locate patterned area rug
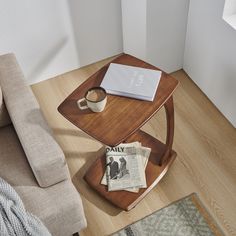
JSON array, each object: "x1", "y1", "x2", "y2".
[{"x1": 112, "y1": 193, "x2": 224, "y2": 236}]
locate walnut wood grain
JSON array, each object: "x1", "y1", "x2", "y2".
[
  {"x1": 84, "y1": 130, "x2": 176, "y2": 211},
  {"x1": 160, "y1": 96, "x2": 175, "y2": 165},
  {"x1": 58, "y1": 54, "x2": 179, "y2": 147}
]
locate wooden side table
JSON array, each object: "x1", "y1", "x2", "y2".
[{"x1": 58, "y1": 54, "x2": 179, "y2": 211}]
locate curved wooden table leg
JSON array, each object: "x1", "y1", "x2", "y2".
[{"x1": 160, "y1": 95, "x2": 175, "y2": 165}]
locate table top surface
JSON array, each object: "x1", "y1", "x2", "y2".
[{"x1": 58, "y1": 54, "x2": 179, "y2": 146}]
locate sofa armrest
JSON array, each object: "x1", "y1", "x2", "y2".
[
  {"x1": 0, "y1": 53, "x2": 69, "y2": 187},
  {"x1": 0, "y1": 84, "x2": 11, "y2": 128}
]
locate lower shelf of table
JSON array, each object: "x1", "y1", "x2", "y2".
[{"x1": 84, "y1": 130, "x2": 176, "y2": 211}]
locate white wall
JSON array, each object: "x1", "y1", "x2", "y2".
[
  {"x1": 223, "y1": 0, "x2": 236, "y2": 30},
  {"x1": 68, "y1": 0, "x2": 123, "y2": 67},
  {"x1": 223, "y1": 0, "x2": 236, "y2": 16},
  {"x1": 121, "y1": 0, "x2": 189, "y2": 73},
  {"x1": 184, "y1": 0, "x2": 236, "y2": 127},
  {"x1": 146, "y1": 0, "x2": 190, "y2": 72},
  {"x1": 0, "y1": 0, "x2": 123, "y2": 84},
  {"x1": 0, "y1": 0, "x2": 79, "y2": 84},
  {"x1": 121, "y1": 0, "x2": 147, "y2": 60}
]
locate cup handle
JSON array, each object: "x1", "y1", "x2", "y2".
[{"x1": 77, "y1": 98, "x2": 88, "y2": 110}]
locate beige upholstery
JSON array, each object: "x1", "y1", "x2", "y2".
[
  {"x1": 0, "y1": 54, "x2": 69, "y2": 187},
  {"x1": 0, "y1": 53, "x2": 87, "y2": 235},
  {"x1": 0, "y1": 85, "x2": 11, "y2": 127},
  {"x1": 0, "y1": 125, "x2": 87, "y2": 236}
]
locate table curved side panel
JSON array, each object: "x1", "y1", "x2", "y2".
[{"x1": 160, "y1": 95, "x2": 175, "y2": 165}]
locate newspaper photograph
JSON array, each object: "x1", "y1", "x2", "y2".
[
  {"x1": 104, "y1": 142, "x2": 147, "y2": 191},
  {"x1": 101, "y1": 142, "x2": 140, "y2": 185}
]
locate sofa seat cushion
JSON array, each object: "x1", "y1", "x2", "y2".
[
  {"x1": 15, "y1": 181, "x2": 87, "y2": 236},
  {"x1": 0, "y1": 85, "x2": 11, "y2": 128},
  {"x1": 0, "y1": 125, "x2": 87, "y2": 236}
]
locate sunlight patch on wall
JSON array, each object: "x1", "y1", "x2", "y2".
[{"x1": 223, "y1": 0, "x2": 236, "y2": 30}]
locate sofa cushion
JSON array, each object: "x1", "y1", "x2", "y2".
[
  {"x1": 0, "y1": 53, "x2": 69, "y2": 187},
  {"x1": 0, "y1": 125, "x2": 87, "y2": 236},
  {"x1": 15, "y1": 181, "x2": 87, "y2": 236},
  {"x1": 0, "y1": 84, "x2": 11, "y2": 127}
]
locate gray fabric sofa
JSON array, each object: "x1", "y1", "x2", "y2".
[{"x1": 0, "y1": 54, "x2": 87, "y2": 236}]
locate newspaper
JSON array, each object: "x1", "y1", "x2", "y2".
[
  {"x1": 127, "y1": 146, "x2": 151, "y2": 192},
  {"x1": 102, "y1": 142, "x2": 150, "y2": 192},
  {"x1": 101, "y1": 142, "x2": 151, "y2": 192}
]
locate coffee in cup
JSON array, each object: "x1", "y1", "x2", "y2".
[{"x1": 77, "y1": 87, "x2": 107, "y2": 112}]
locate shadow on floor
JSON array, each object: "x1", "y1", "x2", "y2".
[
  {"x1": 70, "y1": 147, "x2": 122, "y2": 216},
  {"x1": 53, "y1": 127, "x2": 94, "y2": 141}
]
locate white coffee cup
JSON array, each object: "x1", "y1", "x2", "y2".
[{"x1": 77, "y1": 87, "x2": 107, "y2": 113}]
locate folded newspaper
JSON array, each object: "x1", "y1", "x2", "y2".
[{"x1": 101, "y1": 142, "x2": 151, "y2": 192}]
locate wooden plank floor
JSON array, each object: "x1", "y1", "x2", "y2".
[{"x1": 31, "y1": 56, "x2": 236, "y2": 236}]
